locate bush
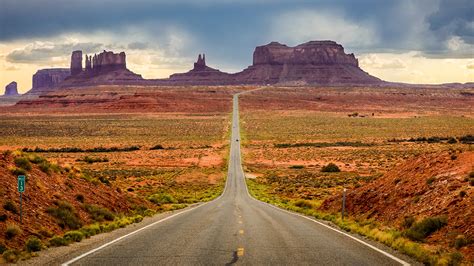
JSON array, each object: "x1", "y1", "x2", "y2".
[
  {"x1": 25, "y1": 237, "x2": 42, "y2": 252},
  {"x1": 75, "y1": 194, "x2": 85, "y2": 203},
  {"x1": 80, "y1": 156, "x2": 109, "y2": 164},
  {"x1": 80, "y1": 224, "x2": 101, "y2": 238},
  {"x1": 404, "y1": 216, "x2": 447, "y2": 241},
  {"x1": 321, "y1": 163, "x2": 340, "y2": 173},
  {"x1": 0, "y1": 214, "x2": 6, "y2": 222},
  {"x1": 132, "y1": 215, "x2": 143, "y2": 223},
  {"x1": 150, "y1": 144, "x2": 165, "y2": 150},
  {"x1": 14, "y1": 157, "x2": 32, "y2": 171},
  {"x1": 289, "y1": 165, "x2": 305, "y2": 169},
  {"x1": 84, "y1": 204, "x2": 115, "y2": 222},
  {"x1": 2, "y1": 249, "x2": 20, "y2": 263},
  {"x1": 64, "y1": 231, "x2": 84, "y2": 242},
  {"x1": 48, "y1": 236, "x2": 69, "y2": 247},
  {"x1": 5, "y1": 224, "x2": 21, "y2": 239},
  {"x1": 47, "y1": 201, "x2": 83, "y2": 229},
  {"x1": 447, "y1": 137, "x2": 457, "y2": 144},
  {"x1": 148, "y1": 193, "x2": 177, "y2": 205},
  {"x1": 454, "y1": 235, "x2": 471, "y2": 249},
  {"x1": 0, "y1": 243, "x2": 6, "y2": 254},
  {"x1": 402, "y1": 216, "x2": 415, "y2": 229},
  {"x1": 27, "y1": 154, "x2": 46, "y2": 164},
  {"x1": 3, "y1": 201, "x2": 18, "y2": 214},
  {"x1": 294, "y1": 200, "x2": 313, "y2": 209},
  {"x1": 10, "y1": 167, "x2": 27, "y2": 176},
  {"x1": 426, "y1": 177, "x2": 436, "y2": 185}
]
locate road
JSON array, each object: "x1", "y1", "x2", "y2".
[{"x1": 63, "y1": 91, "x2": 410, "y2": 265}]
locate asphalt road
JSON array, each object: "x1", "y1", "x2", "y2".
[{"x1": 63, "y1": 92, "x2": 410, "y2": 265}]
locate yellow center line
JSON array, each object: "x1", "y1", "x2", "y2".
[
  {"x1": 238, "y1": 221, "x2": 242, "y2": 224},
  {"x1": 237, "y1": 248, "x2": 244, "y2": 257},
  {"x1": 239, "y1": 230, "x2": 244, "y2": 235}
]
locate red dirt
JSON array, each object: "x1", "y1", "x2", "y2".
[
  {"x1": 240, "y1": 87, "x2": 474, "y2": 116},
  {"x1": 0, "y1": 153, "x2": 149, "y2": 250},
  {"x1": 321, "y1": 151, "x2": 474, "y2": 259}
]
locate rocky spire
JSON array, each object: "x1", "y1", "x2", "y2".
[{"x1": 70, "y1": 50, "x2": 83, "y2": 75}]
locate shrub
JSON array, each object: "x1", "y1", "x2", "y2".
[
  {"x1": 80, "y1": 224, "x2": 101, "y2": 238},
  {"x1": 46, "y1": 201, "x2": 82, "y2": 229},
  {"x1": 148, "y1": 193, "x2": 177, "y2": 205},
  {"x1": 132, "y1": 215, "x2": 143, "y2": 223},
  {"x1": 25, "y1": 237, "x2": 42, "y2": 252},
  {"x1": 289, "y1": 165, "x2": 305, "y2": 169},
  {"x1": 2, "y1": 249, "x2": 20, "y2": 263},
  {"x1": 426, "y1": 177, "x2": 436, "y2": 185},
  {"x1": 294, "y1": 200, "x2": 313, "y2": 209},
  {"x1": 38, "y1": 161, "x2": 52, "y2": 174},
  {"x1": 321, "y1": 163, "x2": 340, "y2": 172},
  {"x1": 27, "y1": 154, "x2": 46, "y2": 164},
  {"x1": 0, "y1": 243, "x2": 6, "y2": 254},
  {"x1": 75, "y1": 194, "x2": 85, "y2": 203},
  {"x1": 5, "y1": 224, "x2": 21, "y2": 239},
  {"x1": 150, "y1": 144, "x2": 164, "y2": 150},
  {"x1": 64, "y1": 231, "x2": 84, "y2": 242},
  {"x1": 14, "y1": 157, "x2": 32, "y2": 171},
  {"x1": 48, "y1": 236, "x2": 68, "y2": 247},
  {"x1": 3, "y1": 201, "x2": 18, "y2": 214},
  {"x1": 10, "y1": 167, "x2": 27, "y2": 176},
  {"x1": 402, "y1": 216, "x2": 415, "y2": 229},
  {"x1": 459, "y1": 134, "x2": 474, "y2": 144},
  {"x1": 454, "y1": 235, "x2": 471, "y2": 249},
  {"x1": 459, "y1": 191, "x2": 467, "y2": 198},
  {"x1": 447, "y1": 137, "x2": 457, "y2": 144},
  {"x1": 84, "y1": 204, "x2": 115, "y2": 222},
  {"x1": 0, "y1": 214, "x2": 7, "y2": 222},
  {"x1": 80, "y1": 156, "x2": 109, "y2": 164},
  {"x1": 404, "y1": 216, "x2": 447, "y2": 241}
]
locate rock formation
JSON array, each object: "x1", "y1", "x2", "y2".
[
  {"x1": 31, "y1": 69, "x2": 70, "y2": 92},
  {"x1": 36, "y1": 41, "x2": 383, "y2": 89},
  {"x1": 70, "y1": 50, "x2": 83, "y2": 76},
  {"x1": 168, "y1": 54, "x2": 232, "y2": 85},
  {"x1": 61, "y1": 50, "x2": 142, "y2": 86},
  {"x1": 4, "y1": 81, "x2": 19, "y2": 96},
  {"x1": 236, "y1": 41, "x2": 381, "y2": 85}
]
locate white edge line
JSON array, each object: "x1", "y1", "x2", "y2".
[
  {"x1": 234, "y1": 94, "x2": 411, "y2": 266},
  {"x1": 63, "y1": 89, "x2": 254, "y2": 265},
  {"x1": 62, "y1": 145, "x2": 234, "y2": 266}
]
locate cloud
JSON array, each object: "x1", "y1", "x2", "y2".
[
  {"x1": 427, "y1": 0, "x2": 474, "y2": 44},
  {"x1": 359, "y1": 54, "x2": 407, "y2": 69},
  {"x1": 127, "y1": 42, "x2": 149, "y2": 50},
  {"x1": 269, "y1": 9, "x2": 378, "y2": 48},
  {"x1": 6, "y1": 40, "x2": 105, "y2": 64}
]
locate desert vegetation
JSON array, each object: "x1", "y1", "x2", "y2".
[
  {"x1": 0, "y1": 107, "x2": 230, "y2": 263},
  {"x1": 240, "y1": 86, "x2": 474, "y2": 264}
]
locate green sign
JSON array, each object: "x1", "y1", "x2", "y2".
[{"x1": 18, "y1": 175, "x2": 25, "y2": 193}]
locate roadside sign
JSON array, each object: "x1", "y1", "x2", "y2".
[{"x1": 18, "y1": 175, "x2": 25, "y2": 193}]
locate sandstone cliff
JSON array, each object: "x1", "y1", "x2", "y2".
[
  {"x1": 31, "y1": 68, "x2": 70, "y2": 92},
  {"x1": 4, "y1": 81, "x2": 19, "y2": 96},
  {"x1": 236, "y1": 41, "x2": 381, "y2": 85}
]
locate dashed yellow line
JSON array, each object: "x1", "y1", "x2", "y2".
[
  {"x1": 237, "y1": 247, "x2": 244, "y2": 257},
  {"x1": 239, "y1": 230, "x2": 244, "y2": 235},
  {"x1": 238, "y1": 220, "x2": 243, "y2": 224}
]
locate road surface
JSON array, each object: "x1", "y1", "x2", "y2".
[{"x1": 63, "y1": 91, "x2": 410, "y2": 265}]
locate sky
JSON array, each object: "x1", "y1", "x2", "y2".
[{"x1": 0, "y1": 0, "x2": 473, "y2": 93}]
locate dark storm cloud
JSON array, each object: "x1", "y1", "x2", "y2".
[
  {"x1": 428, "y1": 0, "x2": 474, "y2": 44},
  {"x1": 0, "y1": 0, "x2": 472, "y2": 64},
  {"x1": 6, "y1": 42, "x2": 104, "y2": 63}
]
